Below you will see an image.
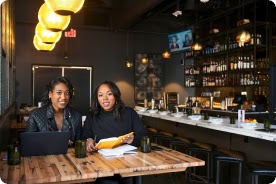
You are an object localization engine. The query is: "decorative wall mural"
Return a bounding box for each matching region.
[135,54,164,102]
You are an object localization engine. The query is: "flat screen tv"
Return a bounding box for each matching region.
[168,29,193,53]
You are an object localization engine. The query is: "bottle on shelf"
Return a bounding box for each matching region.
[151,98,155,110]
[144,98,148,108]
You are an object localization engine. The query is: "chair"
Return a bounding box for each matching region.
[215,149,246,184]
[186,142,216,184]
[247,160,276,184]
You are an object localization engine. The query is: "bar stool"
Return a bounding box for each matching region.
[215,149,246,184]
[154,131,176,148]
[186,142,216,184]
[169,136,193,153]
[146,127,175,148]
[246,160,276,184]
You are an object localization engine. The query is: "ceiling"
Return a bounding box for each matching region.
[81,0,275,34]
[82,0,222,33]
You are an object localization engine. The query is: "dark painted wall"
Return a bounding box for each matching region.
[15,0,194,111]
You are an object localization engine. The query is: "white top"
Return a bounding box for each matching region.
[137,111,276,142]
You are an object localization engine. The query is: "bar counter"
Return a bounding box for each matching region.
[137,111,276,142]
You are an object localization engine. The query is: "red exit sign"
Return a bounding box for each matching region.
[65,29,76,37]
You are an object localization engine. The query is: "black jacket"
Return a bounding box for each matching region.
[25,104,82,142]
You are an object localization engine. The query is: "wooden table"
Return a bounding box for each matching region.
[0,145,204,183]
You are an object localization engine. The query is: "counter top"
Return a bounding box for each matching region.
[137,111,276,142]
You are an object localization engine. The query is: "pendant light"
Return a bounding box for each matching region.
[35,22,62,44]
[140,34,148,64]
[236,0,251,43]
[33,35,56,51]
[236,30,251,43]
[45,0,85,16]
[192,0,202,51]
[191,42,203,51]
[200,0,209,3]
[162,50,171,59]
[38,3,71,32]
[172,0,182,17]
[125,32,133,68]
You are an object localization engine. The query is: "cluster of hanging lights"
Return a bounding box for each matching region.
[33,0,84,51]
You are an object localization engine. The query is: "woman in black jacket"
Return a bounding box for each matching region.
[25,76,82,146]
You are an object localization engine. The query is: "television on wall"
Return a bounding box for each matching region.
[168,29,193,53]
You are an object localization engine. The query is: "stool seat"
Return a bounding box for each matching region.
[188,142,215,152]
[247,161,276,175]
[173,136,193,143]
[146,127,159,133]
[215,150,246,162]
[158,131,175,137]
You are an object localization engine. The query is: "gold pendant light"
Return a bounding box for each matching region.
[35,22,62,44]
[45,0,85,16]
[162,50,171,59]
[38,3,71,32]
[33,35,56,51]
[191,42,203,51]
[140,56,149,64]
[236,30,251,43]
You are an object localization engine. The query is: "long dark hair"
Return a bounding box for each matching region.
[42,76,74,106]
[91,81,125,120]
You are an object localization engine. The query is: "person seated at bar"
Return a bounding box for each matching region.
[25,76,82,146]
[82,80,148,184]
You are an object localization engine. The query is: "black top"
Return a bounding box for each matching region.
[82,107,148,146]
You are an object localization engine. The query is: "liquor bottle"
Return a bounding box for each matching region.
[190,65,194,75]
[151,98,155,110]
[144,98,148,108]
[195,98,199,107]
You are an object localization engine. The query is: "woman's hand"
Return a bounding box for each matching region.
[68,140,73,146]
[86,138,97,152]
[121,135,134,144]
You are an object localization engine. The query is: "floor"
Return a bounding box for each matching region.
[142,172,187,184]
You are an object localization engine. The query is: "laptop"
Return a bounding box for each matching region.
[20,131,71,156]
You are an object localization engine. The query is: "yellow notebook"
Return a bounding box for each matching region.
[95,132,134,149]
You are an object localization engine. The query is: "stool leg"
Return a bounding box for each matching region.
[216,160,220,184]
[207,153,210,183]
[255,174,258,184]
[238,162,242,184]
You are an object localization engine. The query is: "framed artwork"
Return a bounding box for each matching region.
[135,54,164,102]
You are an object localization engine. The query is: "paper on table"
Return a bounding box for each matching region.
[98,144,137,157]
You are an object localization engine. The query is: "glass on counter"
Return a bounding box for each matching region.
[263,119,270,131]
